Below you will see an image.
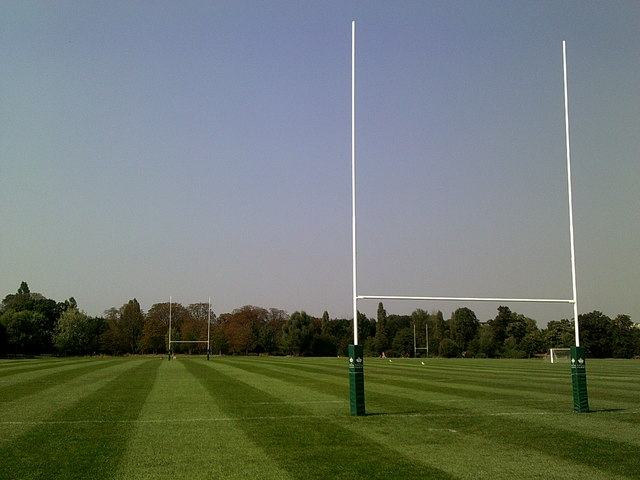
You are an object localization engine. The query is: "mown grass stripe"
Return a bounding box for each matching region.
[184,358,458,480]
[113,359,295,480]
[0,358,160,480]
[230,357,640,479]
[0,358,121,404]
[360,366,640,479]
[361,363,640,449]
[0,358,96,379]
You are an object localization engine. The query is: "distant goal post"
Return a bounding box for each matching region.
[549,348,572,363]
[167,295,213,360]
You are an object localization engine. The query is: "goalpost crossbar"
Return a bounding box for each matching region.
[169,341,209,344]
[356,295,575,304]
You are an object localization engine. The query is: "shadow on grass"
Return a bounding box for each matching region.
[589,408,627,413]
[359,411,421,417]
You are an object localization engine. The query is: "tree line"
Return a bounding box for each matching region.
[1,282,639,358]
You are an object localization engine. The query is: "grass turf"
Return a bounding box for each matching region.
[0,356,638,480]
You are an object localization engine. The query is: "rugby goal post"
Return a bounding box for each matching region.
[350,21,586,414]
[168,296,212,361]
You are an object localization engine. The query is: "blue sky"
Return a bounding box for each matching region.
[2,1,638,325]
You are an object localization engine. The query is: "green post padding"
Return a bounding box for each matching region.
[570,346,589,413]
[348,344,365,416]
[168,349,172,361]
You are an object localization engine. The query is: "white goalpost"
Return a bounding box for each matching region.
[167,295,212,360]
[351,26,580,345]
[349,22,586,415]
[550,348,572,363]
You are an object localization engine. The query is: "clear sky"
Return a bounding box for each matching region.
[2,1,638,326]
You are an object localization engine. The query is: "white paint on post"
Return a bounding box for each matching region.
[563,41,580,347]
[351,20,358,345]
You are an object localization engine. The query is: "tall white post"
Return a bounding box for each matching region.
[207,296,211,354]
[563,41,580,347]
[413,322,417,357]
[168,295,172,353]
[351,20,358,345]
[426,322,429,357]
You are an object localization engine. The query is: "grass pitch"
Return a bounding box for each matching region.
[0,356,638,480]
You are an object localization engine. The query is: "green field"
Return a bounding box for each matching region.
[1,356,638,480]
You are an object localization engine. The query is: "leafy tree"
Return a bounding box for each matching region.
[391,328,414,357]
[489,306,514,347]
[579,311,613,358]
[449,307,480,352]
[54,310,106,355]
[120,299,145,354]
[371,303,390,355]
[385,314,411,347]
[0,310,49,356]
[209,321,229,355]
[357,312,375,344]
[476,323,498,358]
[520,330,545,358]
[439,338,460,358]
[140,305,168,354]
[281,311,317,356]
[100,307,127,354]
[1,282,64,352]
[610,314,636,358]
[0,321,6,356]
[322,318,351,356]
[430,310,447,354]
[223,306,266,354]
[544,319,574,348]
[258,308,288,354]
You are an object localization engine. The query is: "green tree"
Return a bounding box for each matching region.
[544,319,574,348]
[281,311,317,356]
[120,299,145,354]
[520,330,545,358]
[610,314,636,358]
[371,303,390,355]
[54,310,106,356]
[100,307,128,354]
[258,308,288,354]
[489,306,514,347]
[322,318,351,356]
[476,323,498,358]
[430,310,447,354]
[391,328,414,357]
[223,306,266,354]
[439,338,460,358]
[0,310,49,356]
[579,311,613,358]
[140,305,168,354]
[449,307,479,352]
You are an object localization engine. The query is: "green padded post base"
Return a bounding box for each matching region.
[570,346,589,413]
[348,344,365,416]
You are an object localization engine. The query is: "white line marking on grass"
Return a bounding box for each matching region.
[252,400,346,405]
[0,415,330,426]
[2,410,636,427]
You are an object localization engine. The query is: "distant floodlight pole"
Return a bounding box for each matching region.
[563,40,580,347]
[351,19,358,346]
